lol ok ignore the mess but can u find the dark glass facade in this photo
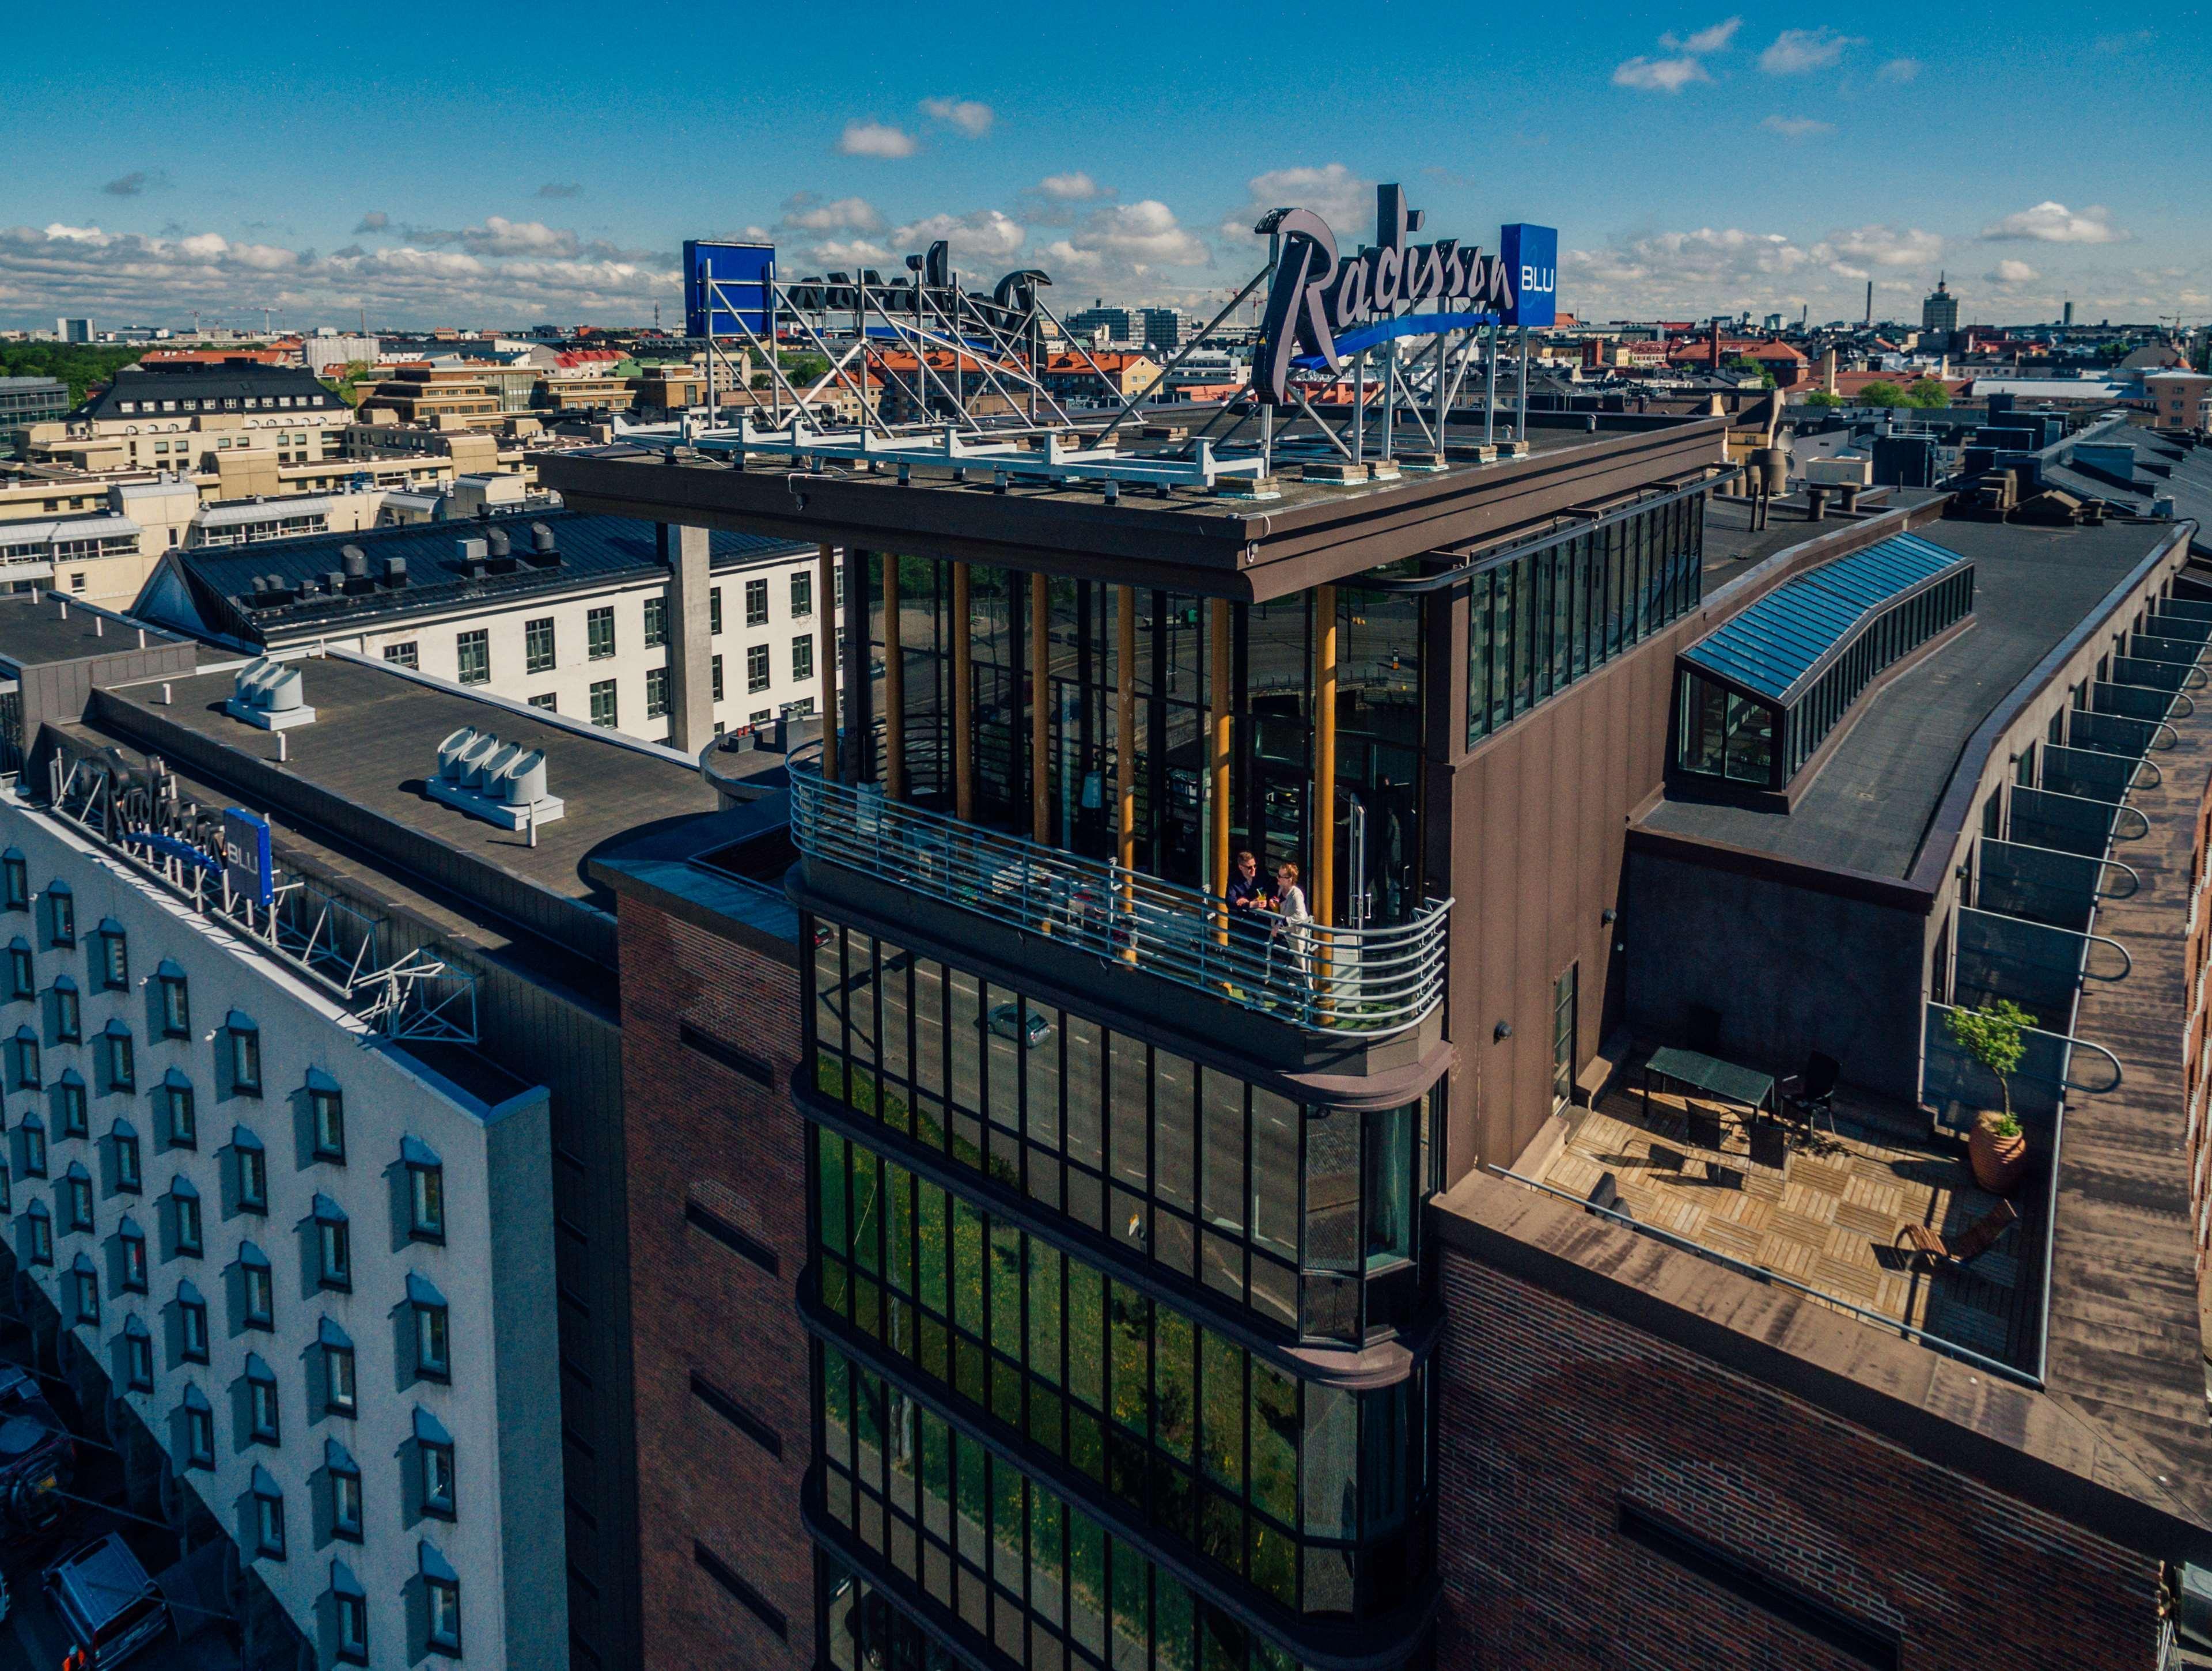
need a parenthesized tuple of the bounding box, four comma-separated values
(865, 559, 1426, 927)
(1466, 491, 1705, 745)
(810, 927, 1433, 1346)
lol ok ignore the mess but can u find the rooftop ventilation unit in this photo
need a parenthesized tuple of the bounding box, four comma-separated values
(382, 557, 408, 588)
(225, 656, 316, 731)
(425, 725, 563, 830)
(524, 521, 560, 568)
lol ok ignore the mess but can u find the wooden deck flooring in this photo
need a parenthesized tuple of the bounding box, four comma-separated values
(1545, 1083, 2027, 1363)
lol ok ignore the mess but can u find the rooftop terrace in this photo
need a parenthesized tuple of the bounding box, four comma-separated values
(1642, 514, 2183, 878)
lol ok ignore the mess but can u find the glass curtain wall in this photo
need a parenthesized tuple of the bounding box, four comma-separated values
(866, 561, 1426, 924)
(810, 925, 1434, 1346)
(1465, 492, 1705, 747)
(814, 1137, 1433, 1619)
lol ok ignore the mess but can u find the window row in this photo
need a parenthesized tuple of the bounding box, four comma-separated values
(38, 1247, 453, 1388)
(309, 1549, 461, 1665)
(1465, 491, 1706, 746)
(448, 621, 816, 694)
(816, 1130, 1431, 1619)
(822, 1347, 1336, 1671)
(809, 927, 1432, 1344)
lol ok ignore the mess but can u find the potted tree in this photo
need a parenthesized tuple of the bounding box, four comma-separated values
(1944, 1000, 2035, 1195)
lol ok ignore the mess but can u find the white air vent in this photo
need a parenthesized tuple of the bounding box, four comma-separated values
(425, 725, 563, 830)
(224, 657, 316, 731)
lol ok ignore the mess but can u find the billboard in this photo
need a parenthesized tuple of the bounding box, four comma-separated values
(1499, 224, 1558, 328)
(683, 240, 775, 339)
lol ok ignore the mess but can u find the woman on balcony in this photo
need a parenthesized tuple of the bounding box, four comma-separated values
(1272, 859, 1312, 986)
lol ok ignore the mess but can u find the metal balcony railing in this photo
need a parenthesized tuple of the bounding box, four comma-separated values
(790, 763, 1450, 1037)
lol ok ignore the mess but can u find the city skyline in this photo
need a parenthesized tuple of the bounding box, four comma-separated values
(3, 1, 2206, 330)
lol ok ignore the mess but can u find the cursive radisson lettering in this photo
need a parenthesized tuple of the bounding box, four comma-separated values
(1251, 184, 1513, 406)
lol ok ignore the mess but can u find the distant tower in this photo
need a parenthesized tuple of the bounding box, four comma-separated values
(1864, 281, 1873, 327)
(2063, 297, 2075, 328)
(1922, 273, 1959, 350)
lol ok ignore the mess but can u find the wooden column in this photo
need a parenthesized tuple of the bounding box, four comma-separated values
(1312, 583, 1337, 927)
(882, 555, 904, 799)
(1031, 571, 1051, 843)
(1116, 586, 1137, 872)
(1209, 597, 1232, 898)
(952, 562, 974, 822)
(817, 543, 839, 782)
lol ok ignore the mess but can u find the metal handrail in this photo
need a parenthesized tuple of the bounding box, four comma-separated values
(789, 763, 1452, 1037)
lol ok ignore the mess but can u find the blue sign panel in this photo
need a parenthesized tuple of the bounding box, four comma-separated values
(223, 808, 274, 908)
(683, 240, 775, 339)
(1499, 224, 1558, 328)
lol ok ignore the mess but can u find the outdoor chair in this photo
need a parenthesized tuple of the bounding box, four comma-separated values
(1900, 1199, 2018, 1271)
(1780, 1051, 1842, 1136)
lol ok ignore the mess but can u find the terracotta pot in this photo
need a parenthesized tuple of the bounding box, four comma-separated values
(1968, 1110, 2028, 1195)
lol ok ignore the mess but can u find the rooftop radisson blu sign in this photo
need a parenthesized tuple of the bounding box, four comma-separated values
(1251, 184, 1555, 404)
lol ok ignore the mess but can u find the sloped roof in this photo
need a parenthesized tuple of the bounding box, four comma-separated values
(135, 507, 813, 648)
(1681, 531, 1971, 703)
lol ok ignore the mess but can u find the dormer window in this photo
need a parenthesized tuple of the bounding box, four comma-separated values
(92, 919, 127, 990)
(157, 961, 188, 1037)
(46, 882, 73, 948)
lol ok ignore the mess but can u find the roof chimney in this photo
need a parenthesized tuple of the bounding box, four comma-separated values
(340, 544, 368, 579)
(382, 556, 408, 588)
(484, 526, 511, 559)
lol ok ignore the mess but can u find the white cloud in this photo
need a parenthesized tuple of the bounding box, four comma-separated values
(1877, 56, 1922, 82)
(1759, 28, 1858, 74)
(1987, 259, 2039, 285)
(403, 216, 581, 257)
(804, 239, 892, 269)
(1611, 55, 1710, 93)
(0, 219, 676, 329)
(1043, 200, 1210, 286)
(1562, 225, 1819, 313)
(1815, 224, 1942, 269)
(1762, 114, 1834, 138)
(778, 193, 883, 234)
(1037, 172, 1104, 202)
(892, 210, 1026, 262)
(838, 120, 918, 159)
(1221, 163, 1373, 238)
(1662, 17, 1741, 52)
(103, 170, 168, 198)
(919, 97, 994, 138)
(1980, 201, 2129, 244)
(354, 211, 389, 234)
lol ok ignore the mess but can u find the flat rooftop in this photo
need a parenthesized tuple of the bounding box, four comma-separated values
(1641, 515, 2174, 878)
(537, 411, 1725, 601)
(0, 594, 194, 672)
(90, 652, 720, 914)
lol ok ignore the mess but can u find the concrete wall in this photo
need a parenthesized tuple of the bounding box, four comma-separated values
(1625, 847, 1930, 1102)
(0, 798, 561, 1669)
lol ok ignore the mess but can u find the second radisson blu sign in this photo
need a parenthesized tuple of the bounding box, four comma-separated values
(1251, 184, 1556, 404)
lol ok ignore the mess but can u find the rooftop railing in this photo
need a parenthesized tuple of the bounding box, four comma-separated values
(789, 762, 1450, 1038)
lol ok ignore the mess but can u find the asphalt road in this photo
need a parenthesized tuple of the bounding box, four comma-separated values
(0, 1361, 238, 1671)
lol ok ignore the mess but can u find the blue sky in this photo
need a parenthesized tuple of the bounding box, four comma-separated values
(3, 1, 2203, 329)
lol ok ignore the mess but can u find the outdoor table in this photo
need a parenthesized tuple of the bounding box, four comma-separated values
(1643, 1045, 1778, 1134)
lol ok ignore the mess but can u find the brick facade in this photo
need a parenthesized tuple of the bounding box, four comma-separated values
(618, 900, 816, 1671)
(1433, 1246, 2166, 1671)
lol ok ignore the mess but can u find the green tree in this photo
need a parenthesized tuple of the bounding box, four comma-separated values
(1943, 999, 2036, 1128)
(1904, 377, 1951, 408)
(1857, 380, 1907, 407)
(320, 360, 376, 407)
(1727, 355, 1777, 389)
(0, 343, 145, 404)
(1801, 390, 1844, 408)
